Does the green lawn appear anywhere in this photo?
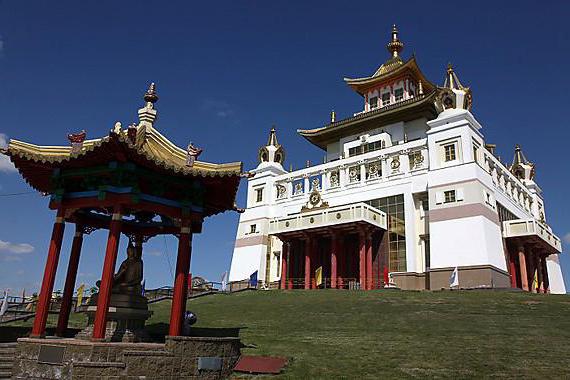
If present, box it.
[9,290,570,378]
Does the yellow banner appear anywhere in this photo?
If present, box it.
[315,266,323,287]
[76,284,85,307]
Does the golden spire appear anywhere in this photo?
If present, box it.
[330,110,336,123]
[386,24,404,58]
[143,82,159,104]
[267,125,279,147]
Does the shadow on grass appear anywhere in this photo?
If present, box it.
[145,322,246,343]
[0,326,81,342]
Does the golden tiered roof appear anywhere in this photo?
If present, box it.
[343,25,435,96]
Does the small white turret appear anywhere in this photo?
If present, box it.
[255,126,286,175]
[438,64,473,112]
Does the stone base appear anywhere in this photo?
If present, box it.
[428,265,511,290]
[76,293,152,342]
[13,335,241,379]
[390,265,511,290]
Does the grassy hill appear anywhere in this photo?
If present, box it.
[9,290,570,378]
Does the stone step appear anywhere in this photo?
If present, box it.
[0,371,11,379]
[0,363,12,369]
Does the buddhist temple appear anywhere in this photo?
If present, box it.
[229,26,566,293]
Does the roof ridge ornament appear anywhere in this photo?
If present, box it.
[138,82,158,127]
[143,82,159,108]
[386,24,404,58]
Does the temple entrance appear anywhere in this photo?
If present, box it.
[271,203,388,290]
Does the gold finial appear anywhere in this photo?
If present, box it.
[386,24,404,58]
[447,63,455,89]
[330,110,336,123]
[267,125,279,147]
[143,82,159,104]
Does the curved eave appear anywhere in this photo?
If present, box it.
[6,131,243,179]
[344,57,436,96]
[5,131,244,217]
[298,90,438,150]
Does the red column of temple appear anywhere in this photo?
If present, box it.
[31,208,66,338]
[508,248,518,289]
[358,230,366,290]
[337,234,344,289]
[287,240,294,290]
[304,237,311,290]
[92,208,123,340]
[366,234,373,290]
[280,240,289,290]
[542,256,550,293]
[330,235,338,289]
[518,245,529,291]
[527,248,536,293]
[535,253,543,293]
[169,222,193,336]
[55,225,84,337]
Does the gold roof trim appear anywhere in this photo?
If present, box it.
[6,125,242,177]
[344,56,435,96]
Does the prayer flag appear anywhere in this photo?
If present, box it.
[449,266,459,288]
[249,271,258,288]
[0,290,8,317]
[221,271,228,292]
[315,266,323,287]
[76,284,85,307]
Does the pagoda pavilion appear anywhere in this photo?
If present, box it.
[1,84,243,340]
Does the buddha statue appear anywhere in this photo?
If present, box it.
[96,243,143,295]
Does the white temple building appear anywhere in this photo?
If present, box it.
[229,26,566,293]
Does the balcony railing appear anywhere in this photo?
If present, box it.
[503,219,562,253]
[269,203,387,235]
[274,139,428,202]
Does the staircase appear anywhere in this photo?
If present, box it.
[0,343,16,379]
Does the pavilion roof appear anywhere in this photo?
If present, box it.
[1,84,244,217]
[344,56,436,96]
[4,126,242,178]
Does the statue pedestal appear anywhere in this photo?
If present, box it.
[76,293,152,342]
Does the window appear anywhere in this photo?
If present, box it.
[382,92,391,106]
[444,190,456,203]
[250,224,257,233]
[255,188,263,202]
[348,140,385,157]
[472,140,480,163]
[444,143,456,162]
[369,96,378,109]
[394,88,404,102]
[367,195,406,273]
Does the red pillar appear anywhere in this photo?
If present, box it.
[359,230,366,290]
[304,238,311,290]
[337,234,344,289]
[92,209,123,340]
[280,241,289,290]
[542,256,550,293]
[169,222,193,336]
[287,240,294,290]
[56,225,84,337]
[331,235,338,289]
[366,235,373,290]
[31,208,66,338]
[508,249,518,289]
[518,246,529,291]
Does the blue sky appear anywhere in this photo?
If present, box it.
[0,1,569,293]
